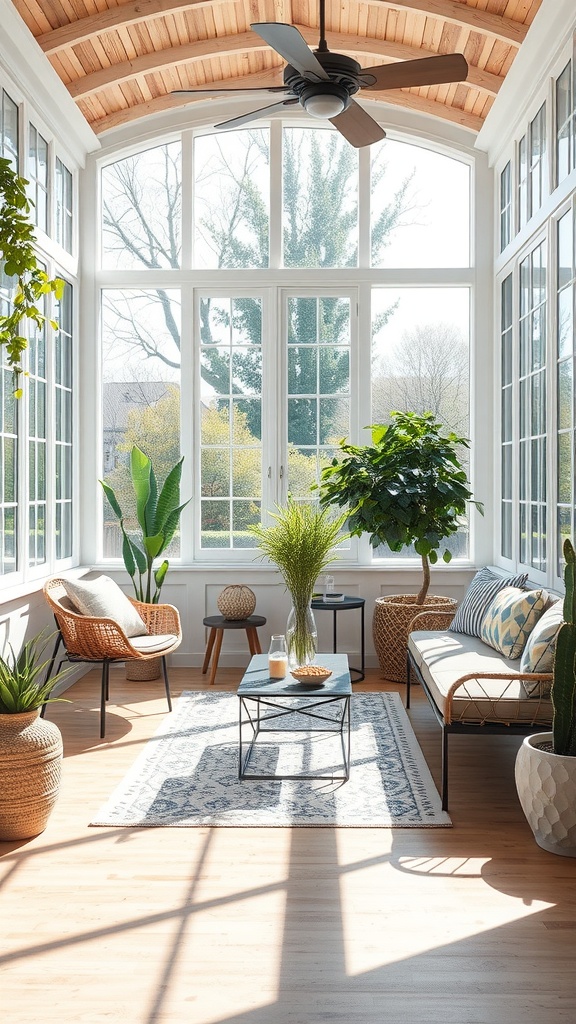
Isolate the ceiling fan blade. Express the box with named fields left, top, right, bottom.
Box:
left=361, top=53, right=468, bottom=91
left=215, top=99, right=298, bottom=131
left=330, top=100, right=386, bottom=149
left=251, top=23, right=330, bottom=81
left=172, top=87, right=289, bottom=96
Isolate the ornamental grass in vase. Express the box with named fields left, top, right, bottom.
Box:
left=250, top=499, right=348, bottom=669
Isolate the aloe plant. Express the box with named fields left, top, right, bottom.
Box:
left=100, top=446, right=191, bottom=604
left=551, top=538, right=576, bottom=756
left=0, top=631, right=72, bottom=714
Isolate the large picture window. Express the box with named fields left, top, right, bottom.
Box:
left=99, top=126, right=472, bottom=563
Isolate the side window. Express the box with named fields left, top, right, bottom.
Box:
left=55, top=158, right=73, bottom=253
left=500, top=162, right=512, bottom=252
left=28, top=123, right=48, bottom=234
left=1, top=89, right=18, bottom=168
left=500, top=275, right=513, bottom=560
left=556, top=210, right=575, bottom=574
left=519, top=241, right=547, bottom=572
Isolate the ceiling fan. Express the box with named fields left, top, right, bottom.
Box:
left=173, top=0, right=468, bottom=148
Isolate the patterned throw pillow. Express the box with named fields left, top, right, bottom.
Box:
left=520, top=600, right=564, bottom=689
left=62, top=575, right=147, bottom=637
left=480, top=587, right=547, bottom=659
left=450, top=567, right=529, bottom=637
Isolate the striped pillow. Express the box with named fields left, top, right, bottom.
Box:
left=480, top=587, right=547, bottom=659
left=450, top=567, right=529, bottom=637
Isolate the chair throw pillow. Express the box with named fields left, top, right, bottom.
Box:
left=520, top=600, right=564, bottom=690
left=62, top=575, right=147, bottom=638
left=450, top=567, right=529, bottom=637
left=480, top=587, right=547, bottom=659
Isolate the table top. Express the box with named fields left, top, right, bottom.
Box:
left=203, top=614, right=267, bottom=629
left=311, top=595, right=365, bottom=610
left=238, top=653, right=351, bottom=697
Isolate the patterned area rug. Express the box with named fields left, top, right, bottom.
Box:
left=90, top=691, right=451, bottom=828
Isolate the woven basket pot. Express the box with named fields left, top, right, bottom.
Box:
left=373, top=594, right=457, bottom=683
left=125, top=657, right=162, bottom=681
left=0, top=710, right=63, bottom=841
left=217, top=585, right=256, bottom=620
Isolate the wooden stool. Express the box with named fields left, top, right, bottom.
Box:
left=202, top=614, right=267, bottom=686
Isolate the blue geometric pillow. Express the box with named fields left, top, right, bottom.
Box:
left=450, top=567, right=529, bottom=637
left=520, top=600, right=563, bottom=685
left=480, top=587, right=547, bottom=659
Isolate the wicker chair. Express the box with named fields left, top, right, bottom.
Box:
left=43, top=577, right=182, bottom=738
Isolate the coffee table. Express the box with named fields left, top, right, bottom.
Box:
left=237, top=653, right=351, bottom=782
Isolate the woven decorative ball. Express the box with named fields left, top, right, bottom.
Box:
left=217, top=585, right=256, bottom=620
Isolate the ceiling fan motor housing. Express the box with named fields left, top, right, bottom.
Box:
left=283, top=51, right=363, bottom=117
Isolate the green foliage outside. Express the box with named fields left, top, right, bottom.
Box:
left=0, top=157, right=64, bottom=388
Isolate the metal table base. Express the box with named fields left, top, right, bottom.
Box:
left=237, top=654, right=352, bottom=783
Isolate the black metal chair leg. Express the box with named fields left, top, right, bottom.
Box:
left=406, top=655, right=411, bottom=708
left=41, top=631, right=63, bottom=718
left=161, top=656, right=173, bottom=712
left=100, top=661, right=109, bottom=738
left=441, top=725, right=449, bottom=811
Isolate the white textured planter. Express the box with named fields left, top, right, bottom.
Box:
left=515, top=733, right=576, bottom=857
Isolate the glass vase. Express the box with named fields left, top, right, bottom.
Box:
left=286, top=603, right=317, bottom=669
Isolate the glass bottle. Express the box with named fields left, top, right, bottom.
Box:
left=268, top=634, right=288, bottom=678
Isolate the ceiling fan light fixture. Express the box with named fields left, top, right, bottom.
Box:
left=300, top=83, right=349, bottom=119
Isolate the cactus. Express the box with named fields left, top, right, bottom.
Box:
left=551, top=538, right=576, bottom=756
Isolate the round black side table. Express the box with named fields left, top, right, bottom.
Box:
left=202, top=614, right=267, bottom=686
left=310, top=596, right=365, bottom=681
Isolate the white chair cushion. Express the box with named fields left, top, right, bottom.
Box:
left=129, top=633, right=179, bottom=653
left=62, top=575, right=147, bottom=638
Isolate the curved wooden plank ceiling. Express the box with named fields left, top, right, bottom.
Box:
left=10, top=0, right=543, bottom=136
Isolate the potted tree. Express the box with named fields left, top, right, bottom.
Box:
left=515, top=537, right=576, bottom=857
left=317, top=411, right=482, bottom=681
left=100, top=445, right=191, bottom=678
left=0, top=157, right=63, bottom=389
left=0, top=631, right=72, bottom=841
left=249, top=498, right=347, bottom=669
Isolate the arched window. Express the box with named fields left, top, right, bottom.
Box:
left=99, top=124, right=472, bottom=562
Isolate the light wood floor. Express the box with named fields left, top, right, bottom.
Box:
left=2, top=666, right=576, bottom=1024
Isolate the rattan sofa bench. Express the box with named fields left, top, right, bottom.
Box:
left=406, top=606, right=554, bottom=810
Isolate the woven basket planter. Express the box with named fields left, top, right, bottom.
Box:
left=125, top=657, right=162, bottom=681
left=0, top=710, right=63, bottom=840
left=373, top=594, right=457, bottom=683
left=217, top=585, right=256, bottom=620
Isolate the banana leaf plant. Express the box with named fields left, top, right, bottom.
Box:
left=100, top=446, right=191, bottom=604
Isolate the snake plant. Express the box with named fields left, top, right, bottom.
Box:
left=100, top=446, right=190, bottom=604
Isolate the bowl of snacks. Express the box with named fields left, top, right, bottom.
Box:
left=290, top=665, right=332, bottom=686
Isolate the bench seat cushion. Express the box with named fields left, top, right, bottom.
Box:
left=408, top=630, right=553, bottom=725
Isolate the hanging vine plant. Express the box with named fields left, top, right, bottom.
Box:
left=0, top=156, right=64, bottom=395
